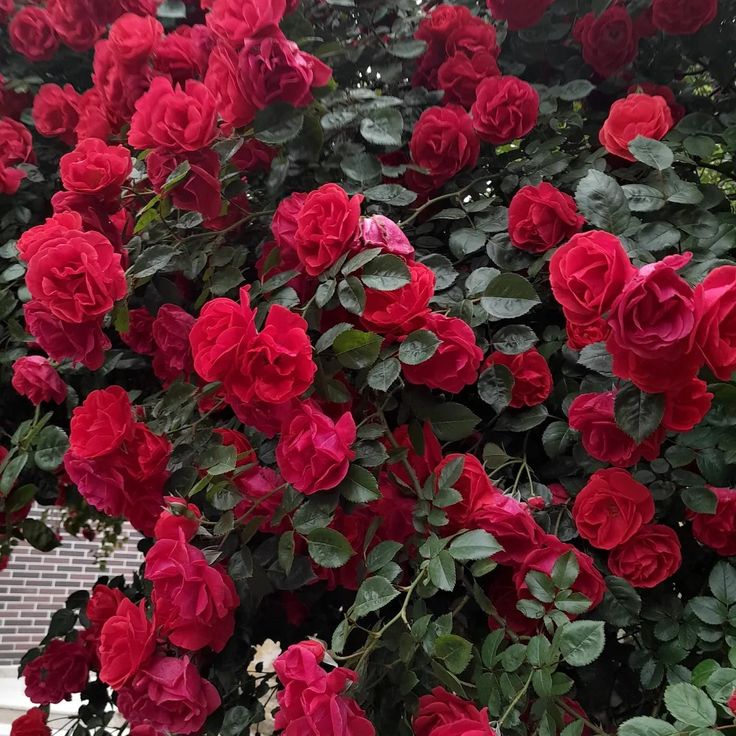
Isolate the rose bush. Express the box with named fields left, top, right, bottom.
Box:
left=1, top=1, right=736, bottom=736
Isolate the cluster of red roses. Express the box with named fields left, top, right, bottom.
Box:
left=272, top=641, right=375, bottom=736
left=0, top=115, right=34, bottom=194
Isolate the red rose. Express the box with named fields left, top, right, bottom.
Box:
left=0, top=118, right=34, bottom=166
left=206, top=0, right=286, bottom=45
left=486, top=567, right=541, bottom=637
left=17, top=212, right=83, bottom=263
left=46, top=0, right=106, bottom=52
left=628, top=82, right=685, bottom=123
left=145, top=536, right=238, bottom=651
left=50, top=190, right=128, bottom=248
left=147, top=148, right=222, bottom=220
left=433, top=723, right=495, bottom=736
left=10, top=709, right=50, bottom=736
left=568, top=391, right=664, bottom=468
left=129, top=727, right=161, bottom=736
left=108, top=13, right=163, bottom=66
left=23, top=639, right=89, bottom=705
left=483, top=348, right=552, bottom=408
left=438, top=52, right=500, bottom=109
left=362, top=261, right=435, bottom=337
left=607, top=254, right=702, bottom=393
left=204, top=43, right=256, bottom=129
left=99, top=599, right=156, bottom=690
left=476, top=495, right=547, bottom=566
left=274, top=640, right=326, bottom=685
left=238, top=32, right=332, bottom=110
left=152, top=25, right=211, bottom=83
left=0, top=162, right=25, bottom=194
left=128, top=77, right=218, bottom=153
left=515, top=537, right=606, bottom=612
left=573, top=6, right=638, bottom=79
left=486, top=0, right=554, bottom=30
left=566, top=319, right=611, bottom=351
left=271, top=191, right=307, bottom=250
left=9, top=7, right=59, bottom=62
left=276, top=401, right=356, bottom=495
left=25, top=230, right=126, bottom=324
left=11, top=356, right=67, bottom=406
left=32, top=83, right=80, bottom=145
left=190, top=288, right=316, bottom=407
left=151, top=305, right=195, bottom=386
left=549, top=231, right=635, bottom=325
left=599, top=93, right=674, bottom=161
left=294, top=184, right=362, bottom=276
left=86, top=584, right=125, bottom=628
left=573, top=468, right=655, bottom=550
left=446, top=17, right=499, bottom=58
left=60, top=138, right=131, bottom=200
left=121, top=308, right=156, bottom=356
left=608, top=524, right=681, bottom=588
left=360, top=215, right=415, bottom=259
left=413, top=687, right=492, bottom=736
left=695, top=265, right=736, bottom=380
left=69, top=386, right=134, bottom=459
left=75, top=90, right=113, bottom=142
left=691, top=487, right=736, bottom=557
left=471, top=76, right=539, bottom=145
left=231, top=139, right=278, bottom=173
left=508, top=183, right=584, bottom=253
left=116, top=656, right=220, bottom=735
left=663, top=378, right=713, bottom=432
left=415, top=4, right=474, bottom=45
left=154, top=496, right=202, bottom=541
left=402, top=313, right=483, bottom=393
left=24, top=302, right=111, bottom=370
left=651, top=0, right=718, bottom=35
left=410, top=105, right=480, bottom=185
left=729, top=691, right=736, bottom=717
left=435, top=453, right=502, bottom=532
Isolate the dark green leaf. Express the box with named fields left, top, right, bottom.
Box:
left=353, top=576, right=400, bottom=617
left=558, top=620, right=605, bottom=666
left=338, top=276, right=366, bottom=315
left=493, top=325, right=538, bottom=355
left=337, top=465, right=380, bottom=503
left=361, top=254, right=411, bottom=291
left=663, top=683, right=716, bottom=727
left=448, top=530, right=502, bottom=561
left=481, top=274, right=540, bottom=319
left=360, top=108, right=403, bottom=147
left=433, top=634, right=472, bottom=674
left=332, top=330, right=382, bottom=369
left=21, top=518, right=60, bottom=552
left=628, top=136, right=674, bottom=171
left=429, top=551, right=456, bottom=591
left=307, top=528, right=354, bottom=569
left=399, top=330, right=440, bottom=366
left=254, top=104, right=304, bottom=144
left=682, top=486, right=717, bottom=514
left=614, top=384, right=665, bottom=443
left=367, top=358, right=401, bottom=391
left=575, top=169, right=630, bottom=233
left=478, top=364, right=514, bottom=413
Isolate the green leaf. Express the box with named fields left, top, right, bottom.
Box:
left=663, top=683, right=717, bottom=727
left=682, top=486, right=718, bottom=514
left=129, top=244, right=177, bottom=280
left=481, top=273, right=540, bottom=319
left=493, top=325, right=537, bottom=355
left=307, top=528, right=354, bottom=569
left=706, top=667, right=736, bottom=702
left=221, top=706, right=252, bottom=736
left=449, top=228, right=486, bottom=258
left=21, top=518, right=60, bottom=552
left=160, top=159, right=190, bottom=193
left=614, top=384, right=665, bottom=443
left=361, top=254, right=411, bottom=291
left=254, top=104, right=304, bottom=144
left=332, top=329, right=382, bottom=369
left=433, top=634, right=472, bottom=674
left=316, top=322, right=354, bottom=353
left=478, top=364, right=514, bottom=413
left=598, top=576, right=641, bottom=627
left=337, top=464, right=380, bottom=503
left=331, top=619, right=349, bottom=654
left=494, top=405, right=548, bottom=432
left=363, top=183, right=417, bottom=206
left=709, top=561, right=736, bottom=604
left=628, top=136, right=674, bottom=171
left=542, top=421, right=576, bottom=459
left=689, top=596, right=727, bottom=625
left=449, top=530, right=502, bottom=561
left=5, top=484, right=36, bottom=513
left=425, top=402, right=480, bottom=442
left=438, top=456, right=465, bottom=489
left=387, top=39, right=427, bottom=58
left=338, top=276, right=366, bottom=315
left=367, top=358, right=401, bottom=391
left=429, top=550, right=456, bottom=592
left=558, top=620, right=605, bottom=667
left=341, top=152, right=381, bottom=183
left=342, top=247, right=382, bottom=276
left=399, top=330, right=440, bottom=366
left=578, top=341, right=613, bottom=375
left=360, top=108, right=403, bottom=147
left=277, top=531, right=295, bottom=575
left=618, top=717, right=677, bottom=736
left=525, top=571, right=556, bottom=603
left=551, top=551, right=579, bottom=589
left=575, top=169, right=630, bottom=233
left=1, top=453, right=27, bottom=493
left=555, top=79, right=596, bottom=101
left=353, top=576, right=400, bottom=618
left=622, top=184, right=666, bottom=212
left=366, top=541, right=402, bottom=572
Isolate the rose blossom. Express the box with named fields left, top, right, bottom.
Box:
left=8, top=7, right=59, bottom=62
left=32, top=83, right=80, bottom=145
left=99, top=599, right=156, bottom=689
left=402, top=312, right=483, bottom=393
left=206, top=0, right=286, bottom=45
left=573, top=6, right=638, bottom=79
left=599, top=93, right=674, bottom=161
left=11, top=356, right=67, bottom=405
left=151, top=305, right=196, bottom=386
left=608, top=524, right=682, bottom=588
left=10, top=709, right=50, bottom=736
left=568, top=391, right=664, bottom=468
left=573, top=468, right=655, bottom=550
left=276, top=401, right=356, bottom=495
left=204, top=43, right=256, bottom=129
left=483, top=349, right=552, bottom=408
left=59, top=138, right=131, bottom=200
left=549, top=231, right=635, bottom=325
left=154, top=496, right=202, bottom=541
left=121, top=308, right=156, bottom=356
left=471, top=76, right=539, bottom=145
left=69, top=386, right=134, bottom=459
left=46, top=0, right=107, bottom=52
left=116, top=656, right=220, bottom=735
left=485, top=0, right=554, bottom=30
left=694, top=265, right=736, bottom=381
left=628, top=82, right=685, bottom=123
left=438, top=52, right=500, bottom=109
left=24, top=639, right=89, bottom=705
left=413, top=687, right=493, bottom=736
left=0, top=118, right=34, bottom=167
left=145, top=535, right=238, bottom=651
left=508, top=183, right=584, bottom=253
left=651, top=0, right=718, bottom=35
left=360, top=215, right=414, bottom=259
left=691, top=488, right=736, bottom=557
left=476, top=496, right=546, bottom=567
left=108, top=13, right=163, bottom=66
left=86, top=584, right=125, bottom=628
left=663, top=378, right=713, bottom=432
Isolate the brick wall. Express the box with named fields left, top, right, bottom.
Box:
left=0, top=508, right=143, bottom=667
